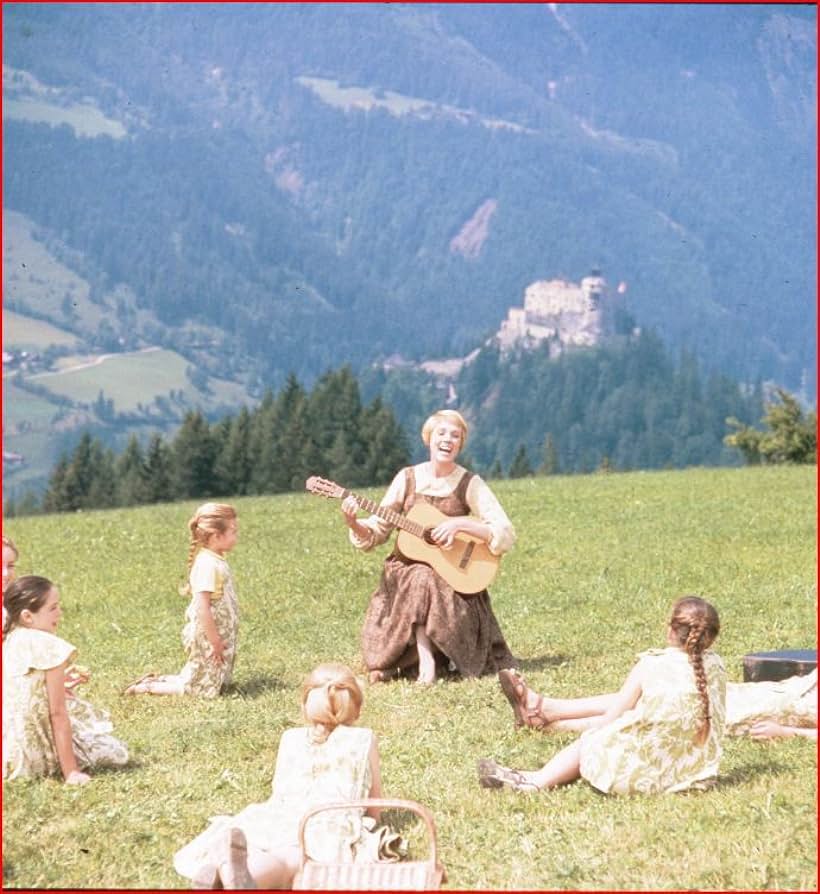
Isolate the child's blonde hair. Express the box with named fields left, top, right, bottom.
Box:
left=301, top=663, right=363, bottom=744
left=421, top=409, right=469, bottom=448
left=180, top=502, right=237, bottom=595
left=668, top=595, right=720, bottom=746
left=2, top=534, right=18, bottom=558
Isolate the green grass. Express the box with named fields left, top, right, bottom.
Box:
left=2, top=310, right=80, bottom=350
left=28, top=348, right=250, bottom=413
left=2, top=466, right=816, bottom=889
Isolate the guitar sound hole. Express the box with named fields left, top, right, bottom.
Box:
left=422, top=528, right=437, bottom=545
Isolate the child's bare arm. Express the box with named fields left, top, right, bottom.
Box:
left=365, top=735, right=383, bottom=820
left=45, top=664, right=89, bottom=784
left=749, top=720, right=818, bottom=740
left=585, top=663, right=643, bottom=731
left=195, top=591, right=224, bottom=664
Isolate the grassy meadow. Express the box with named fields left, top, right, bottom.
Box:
left=2, top=465, right=816, bottom=890
left=29, top=347, right=250, bottom=413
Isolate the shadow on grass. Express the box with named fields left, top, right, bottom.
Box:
left=515, top=654, right=573, bottom=673
left=717, top=757, right=794, bottom=788
left=227, top=676, right=286, bottom=699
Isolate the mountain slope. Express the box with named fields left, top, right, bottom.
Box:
left=2, top=2, right=816, bottom=393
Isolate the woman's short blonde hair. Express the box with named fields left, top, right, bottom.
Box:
left=301, top=662, right=364, bottom=743
left=421, top=409, right=469, bottom=448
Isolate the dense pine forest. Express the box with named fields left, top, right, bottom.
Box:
left=9, top=329, right=780, bottom=517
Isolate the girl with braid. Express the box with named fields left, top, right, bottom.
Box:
left=124, top=503, right=239, bottom=697
left=479, top=596, right=726, bottom=794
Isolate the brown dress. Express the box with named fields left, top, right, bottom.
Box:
left=361, top=468, right=516, bottom=679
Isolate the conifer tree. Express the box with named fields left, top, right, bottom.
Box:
left=508, top=444, right=533, bottom=478
left=61, top=433, right=99, bottom=510
left=116, top=435, right=147, bottom=506
left=539, top=433, right=560, bottom=476
left=359, top=397, right=410, bottom=485
left=42, top=455, right=70, bottom=513
left=143, top=433, right=174, bottom=503
left=87, top=444, right=118, bottom=508
left=214, top=407, right=253, bottom=495
left=172, top=410, right=218, bottom=498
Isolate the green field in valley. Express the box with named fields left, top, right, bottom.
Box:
left=2, top=466, right=816, bottom=889
left=28, top=347, right=249, bottom=413
left=2, top=309, right=80, bottom=351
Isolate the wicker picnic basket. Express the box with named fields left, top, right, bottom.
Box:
left=292, top=798, right=445, bottom=890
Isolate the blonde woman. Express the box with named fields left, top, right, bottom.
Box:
left=341, top=409, right=516, bottom=685
left=124, top=503, right=239, bottom=697
left=174, top=663, right=388, bottom=889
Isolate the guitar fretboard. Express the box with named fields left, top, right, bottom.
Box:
left=351, top=492, right=427, bottom=539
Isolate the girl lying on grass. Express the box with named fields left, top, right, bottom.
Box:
left=174, top=662, right=402, bottom=889
left=480, top=595, right=726, bottom=794
left=124, top=502, right=239, bottom=698
left=498, top=651, right=815, bottom=742
left=2, top=575, right=129, bottom=785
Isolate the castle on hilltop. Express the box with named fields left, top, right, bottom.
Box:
left=496, top=268, right=619, bottom=353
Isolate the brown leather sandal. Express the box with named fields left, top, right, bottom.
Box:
left=498, top=668, right=550, bottom=730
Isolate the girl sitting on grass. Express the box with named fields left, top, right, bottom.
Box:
left=3, top=534, right=90, bottom=695
left=173, top=662, right=397, bottom=889
left=479, top=595, right=726, bottom=794
left=2, top=575, right=129, bottom=784
left=124, top=502, right=239, bottom=698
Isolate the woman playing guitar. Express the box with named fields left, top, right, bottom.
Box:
left=340, top=409, right=517, bottom=685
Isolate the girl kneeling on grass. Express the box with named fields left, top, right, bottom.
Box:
left=173, top=662, right=400, bottom=890
left=2, top=575, right=129, bottom=784
left=479, top=595, right=726, bottom=794
left=124, top=502, right=239, bottom=698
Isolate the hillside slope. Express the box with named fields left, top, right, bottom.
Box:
left=2, top=3, right=815, bottom=393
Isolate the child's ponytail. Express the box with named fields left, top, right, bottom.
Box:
left=301, top=663, right=363, bottom=744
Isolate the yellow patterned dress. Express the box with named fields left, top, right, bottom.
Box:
left=2, top=627, right=129, bottom=779
left=579, top=647, right=727, bottom=795
left=173, top=725, right=385, bottom=880
left=178, top=547, right=239, bottom=697
left=725, top=668, right=817, bottom=735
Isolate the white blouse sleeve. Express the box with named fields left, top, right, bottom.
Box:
left=465, top=474, right=516, bottom=556
left=348, top=470, right=408, bottom=551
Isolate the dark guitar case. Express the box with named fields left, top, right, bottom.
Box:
left=742, top=649, right=817, bottom=683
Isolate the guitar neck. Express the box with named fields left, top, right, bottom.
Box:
left=350, top=492, right=425, bottom=539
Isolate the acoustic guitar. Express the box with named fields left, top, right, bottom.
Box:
left=305, top=476, right=500, bottom=594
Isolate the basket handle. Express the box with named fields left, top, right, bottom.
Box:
left=296, top=798, right=439, bottom=869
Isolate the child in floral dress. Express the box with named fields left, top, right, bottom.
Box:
left=480, top=595, right=726, bottom=795
left=173, top=663, right=399, bottom=889
left=2, top=575, right=129, bottom=784
left=124, top=502, right=239, bottom=697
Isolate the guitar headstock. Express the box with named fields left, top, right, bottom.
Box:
left=305, top=476, right=347, bottom=500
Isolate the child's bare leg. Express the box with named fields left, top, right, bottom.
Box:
left=414, top=625, right=436, bottom=683
left=536, top=692, right=618, bottom=721
left=125, top=675, right=185, bottom=696
left=245, top=846, right=300, bottom=889
left=526, top=739, right=584, bottom=790
left=503, top=669, right=617, bottom=728
left=548, top=716, right=601, bottom=733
